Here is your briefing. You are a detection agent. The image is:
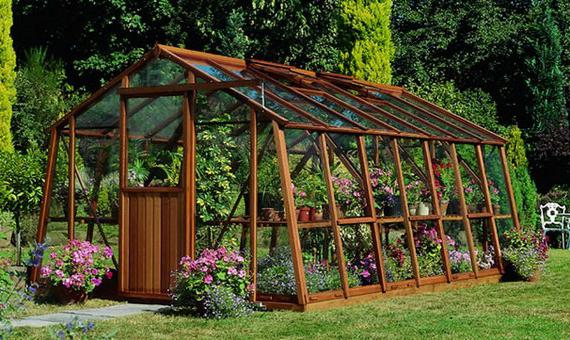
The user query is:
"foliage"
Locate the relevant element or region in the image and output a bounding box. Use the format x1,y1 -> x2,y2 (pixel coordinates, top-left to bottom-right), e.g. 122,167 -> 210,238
305,261 -> 360,293
338,0 -> 394,83
52,317 -> 96,340
527,124 -> 570,191
502,228 -> 549,281
463,180 -> 484,206
432,160 -> 455,202
12,48 -> 80,151
256,248 -> 297,296
171,248 -> 253,318
504,126 -> 539,228
384,238 -> 413,282
0,0 -> 16,153
526,1 -> 567,133
413,224 -> 444,277
331,176 -> 364,215
347,252 -> 379,285
449,249 -> 472,274
40,240 -> 114,294
292,171 -> 327,209
369,165 -> 398,209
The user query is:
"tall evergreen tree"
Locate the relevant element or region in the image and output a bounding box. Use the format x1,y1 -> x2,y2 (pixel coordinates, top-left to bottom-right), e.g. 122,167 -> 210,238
338,0 -> 394,84
526,1 -> 568,132
0,0 -> 16,152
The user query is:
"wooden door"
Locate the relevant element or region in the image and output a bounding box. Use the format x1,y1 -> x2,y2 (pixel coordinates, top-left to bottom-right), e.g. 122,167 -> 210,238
120,189 -> 183,298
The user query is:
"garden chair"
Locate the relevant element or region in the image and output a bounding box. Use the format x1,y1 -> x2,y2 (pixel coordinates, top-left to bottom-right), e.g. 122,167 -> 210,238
540,203 -> 570,249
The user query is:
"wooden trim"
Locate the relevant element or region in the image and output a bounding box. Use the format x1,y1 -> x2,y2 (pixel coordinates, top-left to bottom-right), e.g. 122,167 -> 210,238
319,133 -> 350,298
391,139 -> 421,287
117,80 -> 260,98
249,109 -> 258,300
31,128 -> 59,282
183,71 -> 198,258
68,116 -> 76,240
118,76 -> 129,293
272,122 -> 308,305
499,147 -> 521,231
449,144 -> 479,277
475,145 -> 504,273
422,141 -> 452,282
121,187 -> 183,193
337,217 -> 376,225
357,136 -> 388,292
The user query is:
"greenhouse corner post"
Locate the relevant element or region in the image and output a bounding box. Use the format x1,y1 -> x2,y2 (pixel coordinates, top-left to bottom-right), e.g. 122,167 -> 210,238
391,138 -> 421,287
119,75 -> 129,293
357,135 -> 388,292
183,70 -> 197,259
499,146 -> 521,231
272,122 -> 308,306
31,127 -> 59,282
68,115 -> 76,240
475,145 -> 504,273
421,141 -> 452,282
449,143 -> 479,278
319,133 -> 350,299
249,109 -> 258,301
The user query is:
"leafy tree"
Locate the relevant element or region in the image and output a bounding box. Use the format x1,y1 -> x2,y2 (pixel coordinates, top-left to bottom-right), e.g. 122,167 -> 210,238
0,0 -> 16,152
12,48 -> 80,151
0,150 -> 44,264
526,1 -> 567,133
338,0 -> 394,83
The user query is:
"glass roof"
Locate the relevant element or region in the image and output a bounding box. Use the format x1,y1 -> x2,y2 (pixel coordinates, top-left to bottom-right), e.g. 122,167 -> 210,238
62,45 -> 505,145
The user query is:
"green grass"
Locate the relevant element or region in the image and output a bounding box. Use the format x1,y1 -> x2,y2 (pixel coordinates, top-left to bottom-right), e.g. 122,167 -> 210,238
12,250 -> 570,339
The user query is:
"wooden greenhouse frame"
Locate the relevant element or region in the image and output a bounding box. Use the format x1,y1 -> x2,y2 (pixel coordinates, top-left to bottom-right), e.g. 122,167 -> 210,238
33,44 -> 521,311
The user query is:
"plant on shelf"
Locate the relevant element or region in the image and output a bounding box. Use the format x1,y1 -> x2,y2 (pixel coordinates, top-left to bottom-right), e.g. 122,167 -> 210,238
405,179 -> 422,213
501,228 -> 548,281
292,184 -> 310,222
331,176 -> 364,217
488,180 -> 501,213
369,165 -> 399,215
433,160 -> 456,214
171,247 -> 258,318
40,240 -> 113,304
463,179 -> 484,212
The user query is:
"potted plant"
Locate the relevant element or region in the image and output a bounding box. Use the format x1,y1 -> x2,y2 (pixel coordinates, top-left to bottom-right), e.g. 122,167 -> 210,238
40,240 -> 114,304
369,166 -> 400,216
464,180 -> 483,213
501,229 -> 548,282
417,186 -> 432,216
293,184 -> 310,222
406,179 -> 421,215
433,160 -> 455,215
489,181 -> 501,214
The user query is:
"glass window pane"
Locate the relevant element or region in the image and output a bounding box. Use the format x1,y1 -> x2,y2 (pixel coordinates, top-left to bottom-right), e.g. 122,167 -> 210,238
341,224 -> 381,287
456,144 -> 487,213
399,139 -> 433,216
483,145 -> 511,215
413,221 -> 446,278
256,225 -> 297,298
470,218 -> 499,271
76,85 -> 120,129
443,220 -> 474,274
431,142 -> 462,216
380,222 -> 415,282
129,58 -> 186,87
309,94 -> 388,130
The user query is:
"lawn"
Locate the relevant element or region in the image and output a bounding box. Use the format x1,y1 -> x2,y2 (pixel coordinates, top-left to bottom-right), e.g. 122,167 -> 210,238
12,250 -> 570,339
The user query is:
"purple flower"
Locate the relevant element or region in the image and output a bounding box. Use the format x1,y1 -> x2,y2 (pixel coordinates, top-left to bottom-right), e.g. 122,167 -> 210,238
204,274 -> 213,284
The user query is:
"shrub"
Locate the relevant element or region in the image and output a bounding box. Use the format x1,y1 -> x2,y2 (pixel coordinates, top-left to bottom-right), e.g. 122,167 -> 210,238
40,240 -> 113,293
501,229 -> 548,281
256,248 -> 296,295
171,247 -> 256,318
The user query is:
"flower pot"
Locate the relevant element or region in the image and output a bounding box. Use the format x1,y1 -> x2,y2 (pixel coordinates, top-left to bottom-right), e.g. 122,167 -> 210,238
52,285 -> 88,305
309,207 -> 317,221
440,201 -> 450,216
314,211 -> 324,221
384,204 -> 401,217
409,204 -> 418,216
448,198 -> 461,215
336,206 -> 345,219
298,207 -> 310,222
418,202 -> 431,216
478,203 -> 487,213
493,204 -> 501,215
261,208 -> 276,221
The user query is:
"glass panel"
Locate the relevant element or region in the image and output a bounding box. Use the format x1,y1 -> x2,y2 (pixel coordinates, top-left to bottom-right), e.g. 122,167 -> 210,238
309,94 -> 387,130
257,126 -> 285,222
76,85 -> 119,129
482,145 -> 511,215
373,101 -> 450,137
372,92 -> 475,139
431,142 -> 461,216
126,96 -> 183,187
256,225 -> 297,298
443,220 -> 473,274
399,139 -> 433,216
300,228 -> 347,294
496,218 -> 516,248
129,58 -> 186,87
284,129 -> 329,223
456,144 -> 487,213
366,136 -> 402,217
327,133 -> 368,218
380,222 -> 415,282
196,90 -> 249,123
413,221 -> 446,278
470,219 -> 499,270
341,224 -> 380,287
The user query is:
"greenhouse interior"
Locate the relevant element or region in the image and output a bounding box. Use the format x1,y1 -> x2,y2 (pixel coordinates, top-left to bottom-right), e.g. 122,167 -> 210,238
32,44 -> 520,310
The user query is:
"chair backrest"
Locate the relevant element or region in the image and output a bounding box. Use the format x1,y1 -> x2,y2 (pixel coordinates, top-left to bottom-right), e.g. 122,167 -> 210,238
540,203 -> 566,229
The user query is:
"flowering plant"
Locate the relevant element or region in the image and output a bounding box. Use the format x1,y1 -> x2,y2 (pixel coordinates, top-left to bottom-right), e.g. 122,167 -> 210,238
40,240 -> 113,293
463,180 -> 484,205
347,253 -> 379,285
488,180 -> 501,206
331,176 -> 364,215
449,249 -> 472,273
369,166 -> 399,208
171,247 -> 255,318
502,229 -> 549,281
432,160 -> 455,202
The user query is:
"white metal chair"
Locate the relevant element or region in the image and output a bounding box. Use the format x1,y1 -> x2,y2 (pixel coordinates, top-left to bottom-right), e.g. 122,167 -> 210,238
540,203 -> 569,249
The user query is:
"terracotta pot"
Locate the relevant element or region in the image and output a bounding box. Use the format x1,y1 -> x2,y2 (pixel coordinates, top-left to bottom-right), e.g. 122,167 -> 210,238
298,207 -> 310,222
314,211 -> 324,221
440,201 -> 450,216
52,285 -> 88,305
478,203 -> 487,213
418,202 -> 431,216
336,206 -> 345,219
493,204 -> 501,214
309,207 -> 317,221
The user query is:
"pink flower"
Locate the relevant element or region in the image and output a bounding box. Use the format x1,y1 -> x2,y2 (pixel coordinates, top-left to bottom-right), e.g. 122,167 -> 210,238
106,271 -> 113,279
55,260 -> 64,267
91,277 -> 102,286
361,270 -> 370,278
204,274 -> 213,284
50,252 -> 57,259
55,270 -> 64,278
238,270 -> 246,278
103,246 -> 113,258
228,267 -> 238,276
62,278 -> 72,288
40,266 -> 52,277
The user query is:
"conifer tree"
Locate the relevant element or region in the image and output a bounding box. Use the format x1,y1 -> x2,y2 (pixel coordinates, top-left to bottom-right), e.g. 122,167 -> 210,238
0,0 -> 16,152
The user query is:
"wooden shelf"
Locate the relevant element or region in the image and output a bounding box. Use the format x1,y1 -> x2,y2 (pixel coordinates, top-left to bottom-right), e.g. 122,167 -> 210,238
337,217 -> 375,225
494,214 -> 512,219
377,216 -> 404,224
409,214 -> 439,221
442,215 -> 463,221
467,212 -> 493,219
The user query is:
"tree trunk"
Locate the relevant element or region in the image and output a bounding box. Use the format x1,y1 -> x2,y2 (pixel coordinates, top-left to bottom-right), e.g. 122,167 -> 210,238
15,213 -> 21,266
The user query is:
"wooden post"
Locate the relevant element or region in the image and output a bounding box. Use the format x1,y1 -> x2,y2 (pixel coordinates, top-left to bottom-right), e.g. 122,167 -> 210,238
357,136 -> 387,292
475,145 -> 504,273
449,144 -> 479,277
183,71 -> 197,258
421,141 -> 452,282
249,109 -> 258,301
319,134 -> 350,298
68,116 -> 76,240
391,139 -> 421,287
499,146 -> 521,231
31,128 -> 59,282
373,135 -> 380,166
272,122 -> 308,305
118,76 -> 129,292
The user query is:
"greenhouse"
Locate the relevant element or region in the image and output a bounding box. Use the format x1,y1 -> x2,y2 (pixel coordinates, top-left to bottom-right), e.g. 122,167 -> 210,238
32,44 -> 520,310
